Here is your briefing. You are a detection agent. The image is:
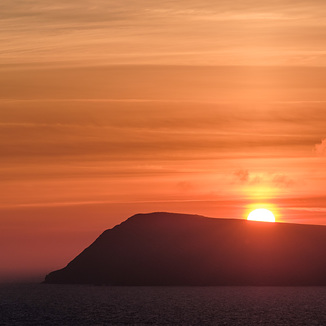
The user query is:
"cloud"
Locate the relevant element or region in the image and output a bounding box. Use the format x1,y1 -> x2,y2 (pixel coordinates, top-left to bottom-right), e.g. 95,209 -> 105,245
234,169 -> 249,183
1,0 -> 326,67
272,174 -> 295,187
234,170 -> 295,187
249,176 -> 262,185
315,138 -> 326,156
234,169 -> 264,185
2,96 -> 324,164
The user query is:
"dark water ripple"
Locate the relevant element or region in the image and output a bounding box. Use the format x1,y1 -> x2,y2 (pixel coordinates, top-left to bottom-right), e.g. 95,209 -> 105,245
0,284 -> 325,325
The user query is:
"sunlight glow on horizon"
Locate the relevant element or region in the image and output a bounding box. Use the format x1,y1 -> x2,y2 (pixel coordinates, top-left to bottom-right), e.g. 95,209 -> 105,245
247,208 -> 276,222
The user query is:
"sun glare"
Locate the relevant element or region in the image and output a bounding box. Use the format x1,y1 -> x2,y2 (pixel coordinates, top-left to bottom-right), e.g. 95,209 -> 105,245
247,208 -> 275,222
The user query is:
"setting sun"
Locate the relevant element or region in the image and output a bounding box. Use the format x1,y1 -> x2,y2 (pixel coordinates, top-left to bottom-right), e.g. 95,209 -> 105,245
247,208 -> 276,222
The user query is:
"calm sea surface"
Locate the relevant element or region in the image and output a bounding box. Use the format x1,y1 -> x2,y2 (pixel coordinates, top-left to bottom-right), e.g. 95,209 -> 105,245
0,284 -> 325,325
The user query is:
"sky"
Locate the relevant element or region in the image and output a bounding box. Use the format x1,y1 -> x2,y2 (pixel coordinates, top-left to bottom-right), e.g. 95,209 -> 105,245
1,0 -> 326,281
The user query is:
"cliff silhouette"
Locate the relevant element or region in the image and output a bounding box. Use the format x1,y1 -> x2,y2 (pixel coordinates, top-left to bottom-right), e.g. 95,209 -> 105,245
44,212 -> 326,285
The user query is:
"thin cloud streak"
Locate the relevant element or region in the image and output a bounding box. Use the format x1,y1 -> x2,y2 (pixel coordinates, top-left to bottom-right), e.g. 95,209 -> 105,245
1,1 -> 326,66
315,139 -> 326,156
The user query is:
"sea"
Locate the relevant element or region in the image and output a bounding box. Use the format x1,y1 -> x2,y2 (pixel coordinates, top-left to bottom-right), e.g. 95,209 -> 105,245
0,284 -> 325,325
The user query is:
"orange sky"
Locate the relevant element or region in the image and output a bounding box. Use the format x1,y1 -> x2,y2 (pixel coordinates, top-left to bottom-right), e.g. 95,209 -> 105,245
1,1 -> 326,281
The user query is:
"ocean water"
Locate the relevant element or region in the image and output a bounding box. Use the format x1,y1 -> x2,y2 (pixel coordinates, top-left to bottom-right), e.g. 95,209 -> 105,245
0,284 -> 325,325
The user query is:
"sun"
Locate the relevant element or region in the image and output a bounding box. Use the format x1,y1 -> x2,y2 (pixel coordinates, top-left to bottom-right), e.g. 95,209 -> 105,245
247,208 -> 275,222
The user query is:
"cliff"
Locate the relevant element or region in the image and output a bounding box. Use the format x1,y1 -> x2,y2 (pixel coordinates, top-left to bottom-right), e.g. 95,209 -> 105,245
44,212 -> 326,285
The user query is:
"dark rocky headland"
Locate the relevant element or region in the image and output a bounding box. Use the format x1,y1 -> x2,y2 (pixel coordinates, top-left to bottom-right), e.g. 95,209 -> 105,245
45,212 -> 326,285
